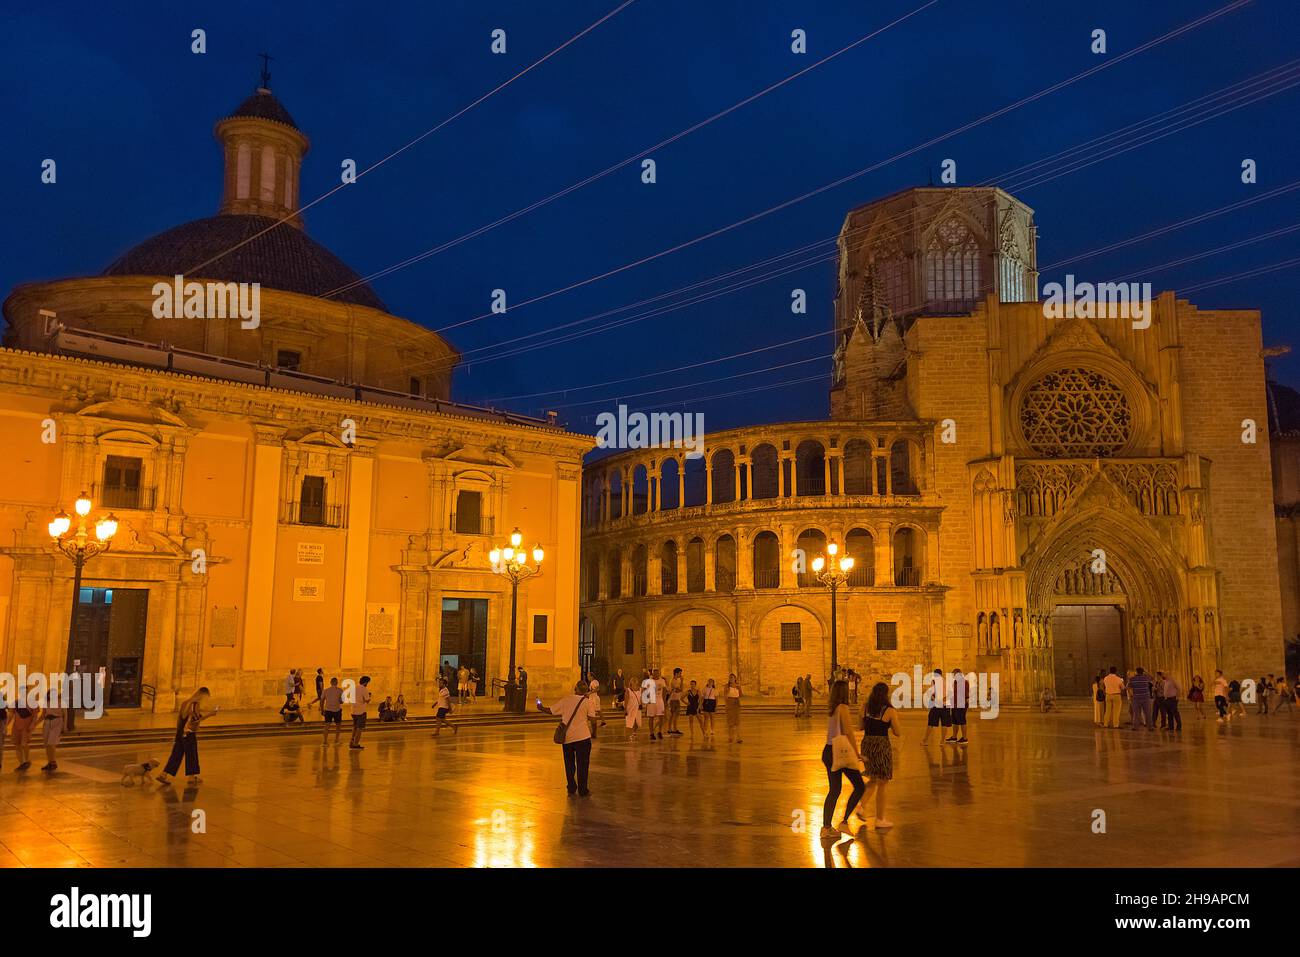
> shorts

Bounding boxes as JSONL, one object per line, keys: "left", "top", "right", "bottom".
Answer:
{"left": 436, "top": 708, "right": 449, "bottom": 719}
{"left": 648, "top": 700, "right": 665, "bottom": 717}
{"left": 352, "top": 714, "right": 367, "bottom": 729}
{"left": 44, "top": 717, "right": 64, "bottom": 747}
{"left": 669, "top": 699, "right": 681, "bottom": 712}
{"left": 323, "top": 710, "right": 342, "bottom": 724}
{"left": 926, "top": 706, "right": 951, "bottom": 727}
{"left": 702, "top": 699, "right": 716, "bottom": 713}
{"left": 950, "top": 707, "right": 968, "bottom": 726}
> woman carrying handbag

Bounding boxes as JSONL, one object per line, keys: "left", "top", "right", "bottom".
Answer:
{"left": 543, "top": 681, "right": 598, "bottom": 797}
{"left": 820, "top": 678, "right": 867, "bottom": 839}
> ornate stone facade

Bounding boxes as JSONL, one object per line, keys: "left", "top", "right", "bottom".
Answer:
{"left": 582, "top": 187, "right": 1285, "bottom": 701}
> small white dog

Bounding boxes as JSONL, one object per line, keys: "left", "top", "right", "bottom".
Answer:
{"left": 121, "top": 760, "right": 161, "bottom": 786}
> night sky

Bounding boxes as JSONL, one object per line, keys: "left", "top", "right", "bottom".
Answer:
{"left": 4, "top": 0, "right": 1299, "bottom": 437}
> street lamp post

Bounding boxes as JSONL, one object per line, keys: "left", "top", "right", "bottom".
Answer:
{"left": 48, "top": 492, "right": 118, "bottom": 731}
{"left": 489, "top": 527, "right": 543, "bottom": 713}
{"left": 812, "top": 541, "right": 854, "bottom": 677}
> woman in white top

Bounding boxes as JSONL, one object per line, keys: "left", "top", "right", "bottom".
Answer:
{"left": 545, "top": 681, "right": 598, "bottom": 796}
{"left": 820, "top": 679, "right": 866, "bottom": 839}
{"left": 724, "top": 674, "right": 743, "bottom": 744}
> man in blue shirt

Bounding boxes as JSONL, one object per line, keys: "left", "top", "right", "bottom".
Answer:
{"left": 1127, "top": 667, "right": 1154, "bottom": 731}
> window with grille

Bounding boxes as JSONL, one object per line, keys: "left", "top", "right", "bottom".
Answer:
{"left": 876, "top": 621, "right": 898, "bottom": 651}
{"left": 780, "top": 622, "right": 801, "bottom": 651}
{"left": 624, "top": 628, "right": 634, "bottom": 655}
{"left": 532, "top": 614, "right": 548, "bottom": 644}
{"left": 299, "top": 475, "right": 326, "bottom": 525}
{"left": 102, "top": 455, "right": 143, "bottom": 509}
{"left": 276, "top": 350, "right": 301, "bottom": 371}
{"left": 691, "top": 625, "right": 706, "bottom": 654}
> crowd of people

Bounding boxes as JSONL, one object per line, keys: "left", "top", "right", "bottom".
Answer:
{"left": 1089, "top": 666, "right": 1296, "bottom": 729}
{"left": 0, "top": 687, "right": 67, "bottom": 774}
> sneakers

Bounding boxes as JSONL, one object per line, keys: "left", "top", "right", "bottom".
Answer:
{"left": 836, "top": 820, "right": 857, "bottom": 836}
{"left": 155, "top": 773, "right": 172, "bottom": 784}
{"left": 187, "top": 775, "right": 202, "bottom": 784}
{"left": 819, "top": 826, "right": 839, "bottom": 840}
{"left": 40, "top": 762, "right": 56, "bottom": 772}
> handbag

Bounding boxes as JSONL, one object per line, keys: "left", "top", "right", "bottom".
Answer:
{"left": 554, "top": 697, "right": 584, "bottom": 745}
{"left": 829, "top": 712, "right": 860, "bottom": 772}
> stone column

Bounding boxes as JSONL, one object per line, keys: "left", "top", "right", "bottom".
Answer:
{"left": 706, "top": 459, "right": 714, "bottom": 504}
{"left": 677, "top": 456, "right": 685, "bottom": 507}
{"left": 876, "top": 525, "right": 894, "bottom": 587}
{"left": 241, "top": 425, "right": 284, "bottom": 672}
{"left": 340, "top": 447, "right": 376, "bottom": 669}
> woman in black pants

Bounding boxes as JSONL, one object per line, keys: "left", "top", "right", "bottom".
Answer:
{"left": 820, "top": 679, "right": 866, "bottom": 839}
{"left": 157, "top": 687, "right": 213, "bottom": 785}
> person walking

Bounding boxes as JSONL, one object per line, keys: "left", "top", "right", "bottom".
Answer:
{"left": 9, "top": 694, "right": 38, "bottom": 773}
{"left": 546, "top": 681, "right": 598, "bottom": 797}
{"left": 309, "top": 667, "right": 325, "bottom": 713}
{"left": 350, "top": 675, "right": 372, "bottom": 749}
{"left": 923, "top": 668, "right": 951, "bottom": 744}
{"left": 684, "top": 680, "right": 705, "bottom": 738}
{"left": 859, "top": 681, "right": 901, "bottom": 829}
{"left": 1188, "top": 674, "right": 1206, "bottom": 719}
{"left": 157, "top": 687, "right": 212, "bottom": 785}
{"left": 457, "top": 666, "right": 471, "bottom": 707}
{"left": 40, "top": 691, "right": 65, "bottom": 773}
{"left": 1212, "top": 670, "right": 1230, "bottom": 722}
{"left": 321, "top": 676, "right": 344, "bottom": 744}
{"left": 848, "top": 669, "right": 859, "bottom": 706}
{"left": 792, "top": 676, "right": 805, "bottom": 718}
{"left": 1091, "top": 672, "right": 1106, "bottom": 726}
{"left": 283, "top": 669, "right": 297, "bottom": 710}
{"left": 432, "top": 678, "right": 458, "bottom": 737}
{"left": 701, "top": 678, "right": 718, "bottom": 737}
{"left": 611, "top": 669, "right": 626, "bottom": 710}
{"left": 624, "top": 675, "right": 642, "bottom": 741}
{"left": 724, "top": 674, "right": 743, "bottom": 744}
{"left": 1227, "top": 678, "right": 1246, "bottom": 720}
{"left": 946, "top": 669, "right": 970, "bottom": 744}
{"left": 1102, "top": 666, "right": 1126, "bottom": 728}
{"left": 666, "top": 668, "right": 684, "bottom": 735}
{"left": 293, "top": 668, "right": 305, "bottom": 706}
{"left": 1160, "top": 672, "right": 1182, "bottom": 731}
{"left": 1273, "top": 675, "right": 1294, "bottom": 714}
{"left": 1153, "top": 672, "right": 1168, "bottom": 729}
{"left": 1256, "top": 675, "right": 1272, "bottom": 715}
{"left": 802, "top": 674, "right": 817, "bottom": 718}
{"left": 820, "top": 678, "right": 867, "bottom": 840}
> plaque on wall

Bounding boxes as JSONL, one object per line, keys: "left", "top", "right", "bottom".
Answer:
{"left": 294, "top": 578, "right": 326, "bottom": 602}
{"left": 297, "top": 542, "right": 325, "bottom": 565}
{"left": 365, "top": 603, "right": 398, "bottom": 650}
{"left": 210, "top": 605, "right": 239, "bottom": 647}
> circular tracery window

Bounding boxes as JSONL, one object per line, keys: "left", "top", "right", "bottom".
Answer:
{"left": 1019, "top": 367, "right": 1132, "bottom": 457}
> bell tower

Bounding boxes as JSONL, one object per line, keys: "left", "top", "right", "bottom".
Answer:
{"left": 214, "top": 60, "right": 310, "bottom": 227}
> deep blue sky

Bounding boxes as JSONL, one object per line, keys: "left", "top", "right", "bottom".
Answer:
{"left": 4, "top": 0, "right": 1299, "bottom": 434}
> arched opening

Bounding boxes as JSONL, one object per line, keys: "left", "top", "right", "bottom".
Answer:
{"left": 753, "top": 530, "right": 781, "bottom": 589}
{"left": 660, "top": 539, "right": 679, "bottom": 595}
{"left": 631, "top": 464, "right": 649, "bottom": 515}
{"left": 846, "top": 527, "right": 875, "bottom": 586}
{"left": 583, "top": 551, "right": 601, "bottom": 601}
{"left": 606, "top": 548, "right": 622, "bottom": 599}
{"left": 795, "top": 440, "right": 826, "bottom": 496}
{"left": 893, "top": 526, "right": 921, "bottom": 586}
{"left": 631, "top": 543, "right": 648, "bottom": 597}
{"left": 715, "top": 534, "right": 737, "bottom": 592}
{"left": 686, "top": 536, "right": 706, "bottom": 592}
{"left": 660, "top": 458, "right": 680, "bottom": 510}
{"left": 796, "top": 527, "right": 827, "bottom": 587}
{"left": 750, "top": 444, "right": 780, "bottom": 500}
{"left": 842, "top": 439, "right": 873, "bottom": 495}
{"left": 683, "top": 455, "right": 707, "bottom": 507}
{"left": 711, "top": 448, "right": 736, "bottom": 503}
{"left": 889, "top": 439, "right": 920, "bottom": 495}
{"left": 609, "top": 470, "right": 624, "bottom": 520}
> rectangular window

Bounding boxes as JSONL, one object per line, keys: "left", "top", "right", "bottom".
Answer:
{"left": 690, "top": 625, "right": 706, "bottom": 654}
{"left": 532, "top": 614, "right": 548, "bottom": 645}
{"left": 876, "top": 621, "right": 898, "bottom": 651}
{"left": 409, "top": 376, "right": 422, "bottom": 396}
{"left": 454, "top": 489, "right": 483, "bottom": 535}
{"left": 780, "top": 622, "right": 801, "bottom": 652}
{"left": 299, "top": 475, "right": 326, "bottom": 525}
{"left": 624, "top": 629, "right": 634, "bottom": 655}
{"left": 102, "top": 455, "right": 143, "bottom": 509}
{"left": 277, "top": 350, "right": 301, "bottom": 371}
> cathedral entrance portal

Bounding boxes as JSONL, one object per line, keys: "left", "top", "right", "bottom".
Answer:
{"left": 1050, "top": 605, "right": 1123, "bottom": 696}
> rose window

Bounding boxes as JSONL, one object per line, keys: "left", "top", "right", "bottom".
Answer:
{"left": 1019, "top": 368, "right": 1132, "bottom": 457}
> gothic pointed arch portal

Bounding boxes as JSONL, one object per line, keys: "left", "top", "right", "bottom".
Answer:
{"left": 1021, "top": 497, "right": 1207, "bottom": 697}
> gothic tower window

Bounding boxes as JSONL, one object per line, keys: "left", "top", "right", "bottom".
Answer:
{"left": 1019, "top": 367, "right": 1133, "bottom": 457}
{"left": 924, "top": 218, "right": 981, "bottom": 309}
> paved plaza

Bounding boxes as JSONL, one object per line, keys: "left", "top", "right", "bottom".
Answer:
{"left": 0, "top": 706, "right": 1297, "bottom": 868}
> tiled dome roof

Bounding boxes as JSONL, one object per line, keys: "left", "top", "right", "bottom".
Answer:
{"left": 227, "top": 88, "right": 301, "bottom": 132}
{"left": 102, "top": 214, "right": 387, "bottom": 311}
{"left": 1268, "top": 379, "right": 1300, "bottom": 436}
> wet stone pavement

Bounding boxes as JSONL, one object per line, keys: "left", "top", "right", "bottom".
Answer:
{"left": 0, "top": 707, "right": 1296, "bottom": 868}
